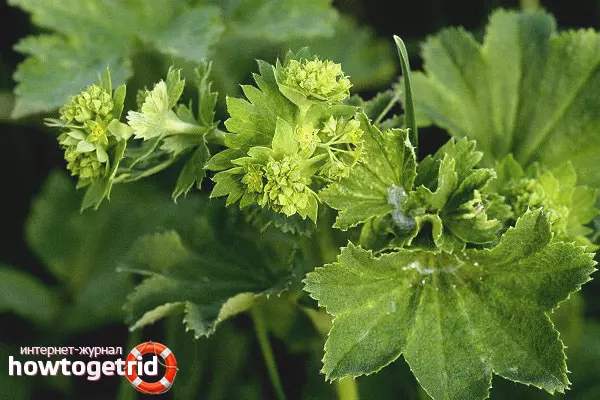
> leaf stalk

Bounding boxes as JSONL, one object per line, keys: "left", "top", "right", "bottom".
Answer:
{"left": 252, "top": 306, "right": 286, "bottom": 400}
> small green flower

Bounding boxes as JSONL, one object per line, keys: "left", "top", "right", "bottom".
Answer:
{"left": 281, "top": 58, "right": 351, "bottom": 102}
{"left": 85, "top": 120, "right": 109, "bottom": 146}
{"left": 242, "top": 165, "right": 264, "bottom": 194}
{"left": 63, "top": 146, "right": 104, "bottom": 180}
{"left": 316, "top": 116, "right": 363, "bottom": 181}
{"left": 260, "top": 155, "right": 313, "bottom": 217}
{"left": 506, "top": 177, "right": 569, "bottom": 233}
{"left": 295, "top": 123, "right": 320, "bottom": 150}
{"left": 320, "top": 116, "right": 363, "bottom": 145}
{"left": 321, "top": 160, "right": 350, "bottom": 181}
{"left": 59, "top": 84, "right": 114, "bottom": 124}
{"left": 58, "top": 129, "right": 109, "bottom": 181}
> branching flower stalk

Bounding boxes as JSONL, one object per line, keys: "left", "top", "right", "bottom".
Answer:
{"left": 46, "top": 63, "right": 222, "bottom": 208}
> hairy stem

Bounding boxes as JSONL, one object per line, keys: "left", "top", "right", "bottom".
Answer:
{"left": 336, "top": 377, "right": 360, "bottom": 400}
{"left": 116, "top": 329, "right": 141, "bottom": 400}
{"left": 113, "top": 159, "right": 176, "bottom": 183}
{"left": 206, "top": 128, "right": 226, "bottom": 146}
{"left": 166, "top": 114, "right": 206, "bottom": 135}
{"left": 252, "top": 306, "right": 286, "bottom": 400}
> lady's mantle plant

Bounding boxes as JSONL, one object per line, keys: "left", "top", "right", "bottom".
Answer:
{"left": 44, "top": 10, "right": 599, "bottom": 400}
{"left": 207, "top": 50, "right": 364, "bottom": 221}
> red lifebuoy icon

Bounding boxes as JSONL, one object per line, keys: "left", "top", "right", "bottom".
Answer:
{"left": 125, "top": 341, "right": 178, "bottom": 394}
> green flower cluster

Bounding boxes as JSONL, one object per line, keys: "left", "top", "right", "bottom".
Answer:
{"left": 493, "top": 155, "right": 599, "bottom": 247}
{"left": 506, "top": 178, "right": 567, "bottom": 224}
{"left": 59, "top": 84, "right": 114, "bottom": 124}
{"left": 54, "top": 80, "right": 125, "bottom": 182}
{"left": 317, "top": 116, "right": 363, "bottom": 180}
{"left": 226, "top": 113, "right": 363, "bottom": 220}
{"left": 259, "top": 155, "right": 313, "bottom": 217}
{"left": 280, "top": 58, "right": 351, "bottom": 102}
{"left": 59, "top": 132, "right": 106, "bottom": 180}
{"left": 46, "top": 63, "right": 218, "bottom": 210}
{"left": 209, "top": 54, "right": 365, "bottom": 223}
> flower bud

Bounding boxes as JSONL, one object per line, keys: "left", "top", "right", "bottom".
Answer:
{"left": 260, "top": 156, "right": 312, "bottom": 217}
{"left": 59, "top": 84, "right": 114, "bottom": 124}
{"left": 282, "top": 58, "right": 351, "bottom": 102}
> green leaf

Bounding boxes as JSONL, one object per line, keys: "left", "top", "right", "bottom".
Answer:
{"left": 126, "top": 81, "right": 171, "bottom": 140}
{"left": 411, "top": 9, "right": 600, "bottom": 187}
{"left": 323, "top": 133, "right": 501, "bottom": 253}
{"left": 172, "top": 140, "right": 210, "bottom": 201}
{"left": 220, "top": 60, "right": 296, "bottom": 153}
{"left": 211, "top": 170, "right": 245, "bottom": 206}
{"left": 394, "top": 35, "right": 417, "bottom": 149}
{"left": 489, "top": 318, "right": 600, "bottom": 400}
{"left": 123, "top": 227, "right": 299, "bottom": 338}
{"left": 0, "top": 265, "right": 59, "bottom": 325}
{"left": 272, "top": 118, "right": 298, "bottom": 156}
{"left": 195, "top": 61, "right": 219, "bottom": 128}
{"left": 489, "top": 155, "right": 599, "bottom": 247}
{"left": 26, "top": 171, "right": 210, "bottom": 332}
{"left": 165, "top": 67, "right": 186, "bottom": 109}
{"left": 222, "top": 0, "right": 337, "bottom": 40}
{"left": 129, "top": 302, "right": 185, "bottom": 332}
{"left": 304, "top": 210, "right": 596, "bottom": 400}
{"left": 399, "top": 138, "right": 503, "bottom": 252}
{"left": 9, "top": 0, "right": 224, "bottom": 117}
{"left": 11, "top": 35, "right": 131, "bottom": 118}
{"left": 320, "top": 113, "right": 416, "bottom": 230}
{"left": 151, "top": 7, "right": 225, "bottom": 64}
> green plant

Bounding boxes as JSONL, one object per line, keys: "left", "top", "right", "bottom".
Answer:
{"left": 5, "top": 3, "right": 600, "bottom": 400}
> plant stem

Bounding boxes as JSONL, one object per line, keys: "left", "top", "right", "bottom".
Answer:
{"left": 374, "top": 90, "right": 401, "bottom": 126}
{"left": 206, "top": 128, "right": 226, "bottom": 146}
{"left": 113, "top": 159, "right": 176, "bottom": 183}
{"left": 116, "top": 329, "right": 141, "bottom": 400}
{"left": 252, "top": 306, "right": 286, "bottom": 400}
{"left": 520, "top": 0, "right": 540, "bottom": 10}
{"left": 393, "top": 36, "right": 418, "bottom": 152}
{"left": 335, "top": 377, "right": 360, "bottom": 400}
{"left": 165, "top": 111, "right": 208, "bottom": 135}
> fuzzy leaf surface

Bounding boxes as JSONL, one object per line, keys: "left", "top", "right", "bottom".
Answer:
{"left": 411, "top": 9, "right": 600, "bottom": 187}
{"left": 304, "top": 210, "right": 596, "bottom": 400}
{"left": 123, "top": 226, "right": 301, "bottom": 338}
{"left": 320, "top": 113, "right": 416, "bottom": 230}
{"left": 9, "top": 0, "right": 224, "bottom": 117}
